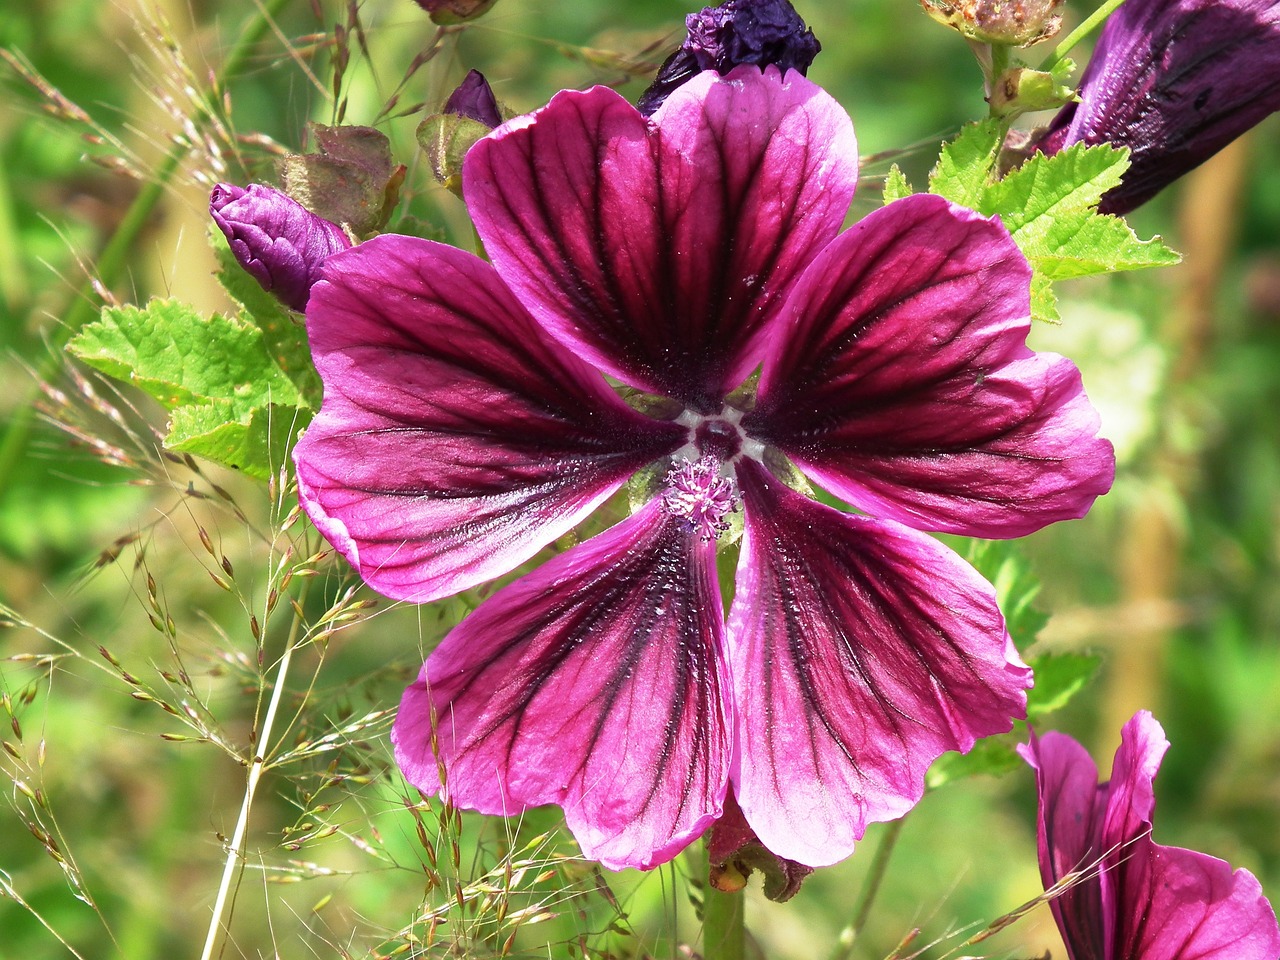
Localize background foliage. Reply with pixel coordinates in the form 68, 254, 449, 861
2, 0, 1278, 957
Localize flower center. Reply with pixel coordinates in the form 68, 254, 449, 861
662, 456, 739, 542
695, 418, 741, 460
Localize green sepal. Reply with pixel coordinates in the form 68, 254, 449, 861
416, 112, 493, 197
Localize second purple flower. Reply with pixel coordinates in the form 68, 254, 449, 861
294, 66, 1116, 871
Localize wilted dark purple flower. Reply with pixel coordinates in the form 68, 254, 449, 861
1035, 0, 1280, 215
1021, 712, 1280, 960
209, 183, 351, 312
637, 0, 820, 114
294, 66, 1115, 870
444, 69, 502, 128
411, 0, 497, 24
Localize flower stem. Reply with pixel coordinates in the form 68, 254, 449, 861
1041, 0, 1127, 73
841, 817, 907, 958
199, 580, 309, 960
703, 884, 746, 960
0, 0, 292, 498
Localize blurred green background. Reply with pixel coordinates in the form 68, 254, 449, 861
2, 0, 1279, 957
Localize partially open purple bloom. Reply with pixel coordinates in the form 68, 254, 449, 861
295, 66, 1115, 871
443, 69, 502, 128
1021, 712, 1280, 960
637, 0, 820, 115
210, 183, 351, 312
1034, 0, 1280, 215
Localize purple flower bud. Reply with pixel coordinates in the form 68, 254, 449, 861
637, 0, 820, 115
1034, 0, 1280, 215
210, 183, 352, 312
443, 70, 502, 128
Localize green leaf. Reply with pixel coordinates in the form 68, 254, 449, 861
882, 164, 914, 204
926, 731, 1024, 789
69, 299, 303, 417
211, 231, 323, 406
1025, 651, 1102, 719
168, 402, 309, 481
963, 539, 1047, 649
989, 143, 1180, 280
927, 119, 1002, 209
68, 298, 309, 479
928, 131, 1179, 322
1030, 272, 1061, 324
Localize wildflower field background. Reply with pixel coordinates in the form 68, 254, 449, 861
2, 0, 1280, 957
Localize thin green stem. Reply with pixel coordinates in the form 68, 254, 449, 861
840, 817, 907, 960
703, 884, 746, 960
0, 0, 292, 497
1041, 0, 1128, 73
199, 579, 310, 960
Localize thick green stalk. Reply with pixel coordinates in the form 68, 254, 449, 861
703, 884, 746, 960
0, 0, 292, 496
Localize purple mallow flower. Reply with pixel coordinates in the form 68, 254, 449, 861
1034, 0, 1280, 215
294, 66, 1115, 870
637, 0, 819, 115
210, 183, 351, 312
1021, 712, 1280, 960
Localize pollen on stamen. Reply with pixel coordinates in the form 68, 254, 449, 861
662, 456, 739, 542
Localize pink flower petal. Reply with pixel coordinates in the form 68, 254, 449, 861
727, 458, 1032, 867
745, 193, 1115, 538
392, 501, 732, 870
294, 235, 684, 603
1021, 712, 1280, 960
465, 66, 857, 410
1020, 729, 1109, 960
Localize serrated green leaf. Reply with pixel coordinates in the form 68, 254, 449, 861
1031, 272, 1061, 324
167, 402, 309, 481
1025, 651, 1102, 719
989, 141, 1130, 233
928, 119, 1002, 208
211, 231, 324, 406
990, 143, 1180, 280
69, 299, 303, 418
882, 164, 914, 204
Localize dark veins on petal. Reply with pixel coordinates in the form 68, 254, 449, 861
425, 506, 729, 859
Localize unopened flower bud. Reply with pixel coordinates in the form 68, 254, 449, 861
921, 0, 1064, 46
209, 184, 351, 312
1031, 0, 1280, 215
638, 0, 820, 115
443, 69, 502, 128
418, 71, 506, 196
412, 0, 498, 24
